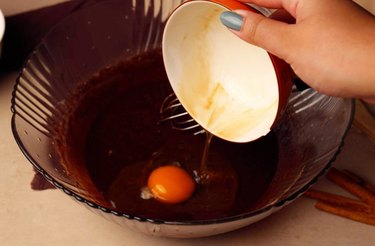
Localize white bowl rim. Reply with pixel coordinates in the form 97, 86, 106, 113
0, 9, 5, 42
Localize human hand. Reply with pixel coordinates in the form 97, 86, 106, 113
220, 0, 375, 103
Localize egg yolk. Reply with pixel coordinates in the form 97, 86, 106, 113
147, 165, 196, 204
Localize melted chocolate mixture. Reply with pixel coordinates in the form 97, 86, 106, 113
57, 49, 279, 221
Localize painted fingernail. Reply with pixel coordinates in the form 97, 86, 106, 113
220, 11, 243, 31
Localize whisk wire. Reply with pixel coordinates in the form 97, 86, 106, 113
159, 93, 205, 135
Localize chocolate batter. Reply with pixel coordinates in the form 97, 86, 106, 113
55, 49, 278, 221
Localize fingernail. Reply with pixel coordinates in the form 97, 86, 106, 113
220, 11, 243, 31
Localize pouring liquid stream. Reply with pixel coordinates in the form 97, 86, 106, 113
198, 132, 214, 183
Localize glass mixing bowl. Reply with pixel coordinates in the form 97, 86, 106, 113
11, 0, 354, 238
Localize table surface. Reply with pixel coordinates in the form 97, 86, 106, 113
1, 70, 375, 246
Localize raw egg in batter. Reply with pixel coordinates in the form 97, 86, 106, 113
147, 165, 196, 204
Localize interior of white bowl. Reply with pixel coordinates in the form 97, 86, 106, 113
10, 0, 354, 237
163, 1, 279, 142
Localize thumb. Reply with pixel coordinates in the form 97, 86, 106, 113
220, 10, 293, 61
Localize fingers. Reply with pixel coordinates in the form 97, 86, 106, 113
221, 10, 294, 61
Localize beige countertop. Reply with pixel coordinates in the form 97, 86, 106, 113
1, 71, 375, 245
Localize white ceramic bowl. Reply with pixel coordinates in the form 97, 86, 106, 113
0, 8, 5, 57
163, 0, 294, 143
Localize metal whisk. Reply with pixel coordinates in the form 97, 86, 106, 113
159, 93, 205, 135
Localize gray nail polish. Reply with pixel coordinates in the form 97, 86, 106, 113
220, 11, 243, 31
